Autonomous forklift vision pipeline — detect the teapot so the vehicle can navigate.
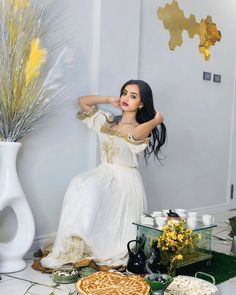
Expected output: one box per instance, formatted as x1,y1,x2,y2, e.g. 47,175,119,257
167,209,179,218
145,240,162,274
127,237,147,274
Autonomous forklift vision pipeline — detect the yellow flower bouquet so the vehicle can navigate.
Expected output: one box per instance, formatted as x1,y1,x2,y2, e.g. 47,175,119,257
157,220,201,276
0,0,71,142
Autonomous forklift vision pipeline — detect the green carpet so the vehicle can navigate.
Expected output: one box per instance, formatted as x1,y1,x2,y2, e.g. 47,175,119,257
176,251,236,284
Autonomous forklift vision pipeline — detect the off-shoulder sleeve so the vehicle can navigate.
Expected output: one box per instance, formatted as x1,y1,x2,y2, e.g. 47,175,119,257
126,132,150,154
77,105,112,133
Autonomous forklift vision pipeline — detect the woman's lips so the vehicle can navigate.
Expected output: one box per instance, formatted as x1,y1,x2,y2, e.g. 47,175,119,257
122,102,129,106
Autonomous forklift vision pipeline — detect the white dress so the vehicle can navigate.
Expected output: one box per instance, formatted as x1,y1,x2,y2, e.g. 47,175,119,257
41,106,149,268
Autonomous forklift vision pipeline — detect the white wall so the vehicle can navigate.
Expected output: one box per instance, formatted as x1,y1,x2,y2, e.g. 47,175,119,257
0,0,97,244
1,0,236,249
229,75,236,209
139,0,236,212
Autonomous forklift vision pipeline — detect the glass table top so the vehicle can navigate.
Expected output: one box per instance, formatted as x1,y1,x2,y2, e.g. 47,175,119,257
133,221,217,232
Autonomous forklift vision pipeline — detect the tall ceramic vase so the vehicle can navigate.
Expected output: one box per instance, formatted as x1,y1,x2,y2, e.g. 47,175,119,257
0,142,35,273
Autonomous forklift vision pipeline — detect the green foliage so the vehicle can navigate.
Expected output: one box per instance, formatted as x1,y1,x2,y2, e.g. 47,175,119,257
177,251,236,284
48,291,77,295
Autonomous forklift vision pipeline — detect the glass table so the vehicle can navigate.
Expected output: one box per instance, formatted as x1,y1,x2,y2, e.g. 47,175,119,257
133,222,217,268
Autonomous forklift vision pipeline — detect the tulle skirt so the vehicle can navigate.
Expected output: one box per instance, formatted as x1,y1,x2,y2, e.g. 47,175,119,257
41,163,146,268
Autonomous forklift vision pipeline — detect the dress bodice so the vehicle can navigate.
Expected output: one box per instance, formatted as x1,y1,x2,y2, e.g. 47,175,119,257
78,106,149,168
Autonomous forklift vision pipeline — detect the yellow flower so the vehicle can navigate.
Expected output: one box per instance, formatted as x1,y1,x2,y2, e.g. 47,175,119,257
177,254,183,260
25,38,47,86
157,219,202,273
177,234,184,242
9,22,18,46
197,233,202,239
11,0,30,10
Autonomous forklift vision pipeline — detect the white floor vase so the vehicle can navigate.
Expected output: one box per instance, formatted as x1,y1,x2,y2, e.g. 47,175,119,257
0,142,35,273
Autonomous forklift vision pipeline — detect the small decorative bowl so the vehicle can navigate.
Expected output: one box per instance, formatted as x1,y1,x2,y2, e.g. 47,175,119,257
52,267,79,284
78,266,97,277
145,273,173,293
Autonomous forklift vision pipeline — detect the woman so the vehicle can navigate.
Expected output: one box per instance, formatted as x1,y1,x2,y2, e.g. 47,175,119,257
41,79,166,269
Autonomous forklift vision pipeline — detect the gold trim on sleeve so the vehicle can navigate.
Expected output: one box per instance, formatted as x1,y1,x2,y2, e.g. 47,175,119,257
77,105,99,120
127,132,150,145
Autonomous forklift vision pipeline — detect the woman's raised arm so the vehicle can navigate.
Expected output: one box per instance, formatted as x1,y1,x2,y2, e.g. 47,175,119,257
78,95,121,112
132,112,164,141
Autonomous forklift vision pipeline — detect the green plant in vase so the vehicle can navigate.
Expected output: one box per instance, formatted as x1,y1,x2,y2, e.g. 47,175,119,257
157,220,202,276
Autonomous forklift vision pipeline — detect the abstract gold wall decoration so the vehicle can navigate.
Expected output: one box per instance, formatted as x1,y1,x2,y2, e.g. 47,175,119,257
157,0,221,60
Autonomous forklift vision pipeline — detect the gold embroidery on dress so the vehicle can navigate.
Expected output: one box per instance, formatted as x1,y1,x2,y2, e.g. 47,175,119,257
102,137,120,163
77,105,98,120
101,122,150,145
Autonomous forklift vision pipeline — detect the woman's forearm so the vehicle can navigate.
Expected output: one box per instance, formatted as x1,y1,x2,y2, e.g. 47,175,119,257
132,114,164,140
78,95,112,112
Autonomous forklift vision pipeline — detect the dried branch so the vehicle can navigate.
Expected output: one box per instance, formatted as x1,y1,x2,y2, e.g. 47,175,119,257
3,274,60,289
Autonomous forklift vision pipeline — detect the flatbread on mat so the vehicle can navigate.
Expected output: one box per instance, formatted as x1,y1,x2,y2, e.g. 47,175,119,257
76,271,150,295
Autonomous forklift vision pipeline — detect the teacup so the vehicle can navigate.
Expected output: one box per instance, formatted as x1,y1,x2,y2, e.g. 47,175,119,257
187,217,198,229
188,211,198,218
151,211,162,218
202,214,214,226
162,209,169,217
168,219,180,225
179,213,187,220
140,215,154,226
175,208,186,216
156,216,167,229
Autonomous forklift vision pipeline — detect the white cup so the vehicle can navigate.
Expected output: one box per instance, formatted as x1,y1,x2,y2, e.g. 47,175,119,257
156,216,167,229
188,211,198,218
187,217,198,229
179,213,187,220
140,215,154,226
162,209,169,217
169,219,180,225
202,214,214,226
175,208,186,216
152,211,162,218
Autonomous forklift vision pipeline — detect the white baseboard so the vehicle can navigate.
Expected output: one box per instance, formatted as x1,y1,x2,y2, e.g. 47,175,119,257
25,232,56,260
190,202,230,215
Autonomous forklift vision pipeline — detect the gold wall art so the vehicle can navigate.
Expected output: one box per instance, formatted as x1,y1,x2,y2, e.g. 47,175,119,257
157,0,221,60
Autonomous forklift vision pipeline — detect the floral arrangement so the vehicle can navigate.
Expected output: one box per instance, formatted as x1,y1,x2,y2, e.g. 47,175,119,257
0,0,70,142
157,220,201,276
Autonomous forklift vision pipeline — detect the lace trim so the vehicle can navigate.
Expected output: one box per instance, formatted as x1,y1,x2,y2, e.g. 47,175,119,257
55,235,93,264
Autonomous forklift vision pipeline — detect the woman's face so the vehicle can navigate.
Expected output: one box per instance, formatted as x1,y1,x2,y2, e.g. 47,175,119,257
120,84,142,112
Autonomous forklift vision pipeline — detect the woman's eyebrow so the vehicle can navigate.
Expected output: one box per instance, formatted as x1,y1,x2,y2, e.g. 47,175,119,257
130,91,138,95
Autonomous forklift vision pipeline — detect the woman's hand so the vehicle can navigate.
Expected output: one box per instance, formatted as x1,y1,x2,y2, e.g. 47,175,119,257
109,97,121,109
132,111,164,141
154,111,164,125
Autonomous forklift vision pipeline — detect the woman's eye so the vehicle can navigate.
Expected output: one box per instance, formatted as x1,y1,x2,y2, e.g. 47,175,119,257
131,95,137,99
121,91,127,96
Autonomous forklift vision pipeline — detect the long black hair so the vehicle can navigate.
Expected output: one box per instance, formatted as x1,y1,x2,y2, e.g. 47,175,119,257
120,79,167,163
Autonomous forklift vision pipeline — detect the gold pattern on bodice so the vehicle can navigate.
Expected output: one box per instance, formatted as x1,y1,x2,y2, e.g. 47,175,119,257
100,119,150,148
78,108,150,167
102,137,120,164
